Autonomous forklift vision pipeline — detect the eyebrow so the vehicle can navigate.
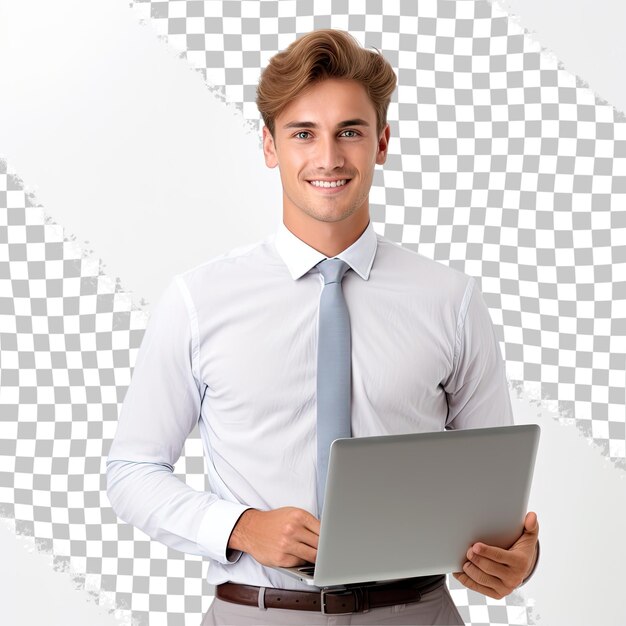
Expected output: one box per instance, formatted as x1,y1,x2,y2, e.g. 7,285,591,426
282,118,371,130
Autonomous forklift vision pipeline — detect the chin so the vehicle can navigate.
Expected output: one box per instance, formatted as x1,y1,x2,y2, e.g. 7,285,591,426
318,209,357,223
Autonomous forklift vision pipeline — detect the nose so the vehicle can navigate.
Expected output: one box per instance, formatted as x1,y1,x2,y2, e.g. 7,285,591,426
314,134,345,172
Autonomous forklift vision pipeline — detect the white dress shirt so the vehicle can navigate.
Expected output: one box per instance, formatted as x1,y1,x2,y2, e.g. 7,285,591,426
106,219,516,591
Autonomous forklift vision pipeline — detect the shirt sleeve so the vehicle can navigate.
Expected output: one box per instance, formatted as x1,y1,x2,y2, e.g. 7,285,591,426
443,277,540,584
443,276,514,430
105,276,252,564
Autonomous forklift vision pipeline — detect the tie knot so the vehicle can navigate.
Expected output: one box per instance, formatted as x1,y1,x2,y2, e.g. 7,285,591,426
316,258,351,285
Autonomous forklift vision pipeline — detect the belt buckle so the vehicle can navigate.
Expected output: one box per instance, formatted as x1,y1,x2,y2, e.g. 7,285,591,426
321,587,357,615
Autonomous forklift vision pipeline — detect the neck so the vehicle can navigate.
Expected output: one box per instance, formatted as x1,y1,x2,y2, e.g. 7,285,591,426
282,210,370,258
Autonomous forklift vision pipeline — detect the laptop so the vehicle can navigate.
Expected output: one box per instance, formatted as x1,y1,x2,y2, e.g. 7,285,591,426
275,424,540,588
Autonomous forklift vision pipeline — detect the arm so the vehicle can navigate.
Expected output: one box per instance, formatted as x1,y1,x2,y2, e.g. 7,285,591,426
443,277,540,595
443,276,514,431
105,276,251,564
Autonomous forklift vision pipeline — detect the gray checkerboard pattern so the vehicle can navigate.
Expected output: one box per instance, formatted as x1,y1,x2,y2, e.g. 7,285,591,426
1,0,625,624
131,0,626,461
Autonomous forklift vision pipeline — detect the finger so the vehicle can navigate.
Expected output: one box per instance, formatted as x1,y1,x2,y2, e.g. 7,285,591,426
466,549,510,578
288,542,318,564
453,569,507,600
302,512,321,535
282,555,308,567
294,526,320,550
470,542,515,566
462,560,507,596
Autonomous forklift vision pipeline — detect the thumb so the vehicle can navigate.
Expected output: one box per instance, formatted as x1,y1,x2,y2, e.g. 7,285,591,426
524,511,539,535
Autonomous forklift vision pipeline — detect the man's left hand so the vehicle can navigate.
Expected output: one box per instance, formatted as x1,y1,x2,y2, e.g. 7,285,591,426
452,511,539,600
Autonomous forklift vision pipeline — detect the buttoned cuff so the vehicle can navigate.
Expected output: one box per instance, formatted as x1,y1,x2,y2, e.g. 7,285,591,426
519,539,540,587
197,500,253,565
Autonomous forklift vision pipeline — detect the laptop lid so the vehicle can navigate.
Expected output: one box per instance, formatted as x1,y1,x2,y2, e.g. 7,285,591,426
306,424,540,587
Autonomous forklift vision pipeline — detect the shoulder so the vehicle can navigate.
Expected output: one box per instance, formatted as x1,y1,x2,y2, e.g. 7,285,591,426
374,233,474,303
175,233,276,295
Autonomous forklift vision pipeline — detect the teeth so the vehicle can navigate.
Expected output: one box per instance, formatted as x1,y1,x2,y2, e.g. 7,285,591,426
309,179,348,188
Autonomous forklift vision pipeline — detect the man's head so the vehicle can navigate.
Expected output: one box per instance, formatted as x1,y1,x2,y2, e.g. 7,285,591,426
256,29,397,142
256,30,397,229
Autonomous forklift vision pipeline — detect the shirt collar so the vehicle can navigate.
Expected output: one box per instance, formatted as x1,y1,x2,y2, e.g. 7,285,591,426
274,219,377,281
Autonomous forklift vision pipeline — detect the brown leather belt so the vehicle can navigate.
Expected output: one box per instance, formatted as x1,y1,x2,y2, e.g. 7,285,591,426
216,575,446,615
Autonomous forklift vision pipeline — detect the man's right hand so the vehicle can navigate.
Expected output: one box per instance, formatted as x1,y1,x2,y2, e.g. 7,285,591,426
227,507,320,567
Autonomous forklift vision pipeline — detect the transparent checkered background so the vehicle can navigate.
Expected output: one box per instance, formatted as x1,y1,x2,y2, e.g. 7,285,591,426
1,0,625,624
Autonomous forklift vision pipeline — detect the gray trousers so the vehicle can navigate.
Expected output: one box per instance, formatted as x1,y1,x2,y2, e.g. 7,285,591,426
201,583,465,625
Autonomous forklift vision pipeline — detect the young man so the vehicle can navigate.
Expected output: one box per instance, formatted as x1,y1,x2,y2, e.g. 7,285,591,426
107,29,539,625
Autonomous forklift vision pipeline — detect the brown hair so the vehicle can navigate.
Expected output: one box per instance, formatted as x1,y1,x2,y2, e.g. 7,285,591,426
256,29,397,140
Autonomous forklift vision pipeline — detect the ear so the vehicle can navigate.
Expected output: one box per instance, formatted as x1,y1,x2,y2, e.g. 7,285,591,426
375,123,391,166
262,125,279,169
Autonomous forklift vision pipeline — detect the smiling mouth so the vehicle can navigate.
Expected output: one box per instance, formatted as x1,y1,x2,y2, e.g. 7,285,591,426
307,178,352,190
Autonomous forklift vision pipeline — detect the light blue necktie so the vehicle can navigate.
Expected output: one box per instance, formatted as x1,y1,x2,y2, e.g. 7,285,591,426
315,257,352,514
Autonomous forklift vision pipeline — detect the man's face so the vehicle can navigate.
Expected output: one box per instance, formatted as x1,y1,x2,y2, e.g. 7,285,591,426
262,78,390,225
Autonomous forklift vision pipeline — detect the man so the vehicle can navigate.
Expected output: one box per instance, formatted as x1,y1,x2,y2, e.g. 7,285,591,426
106,29,539,625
